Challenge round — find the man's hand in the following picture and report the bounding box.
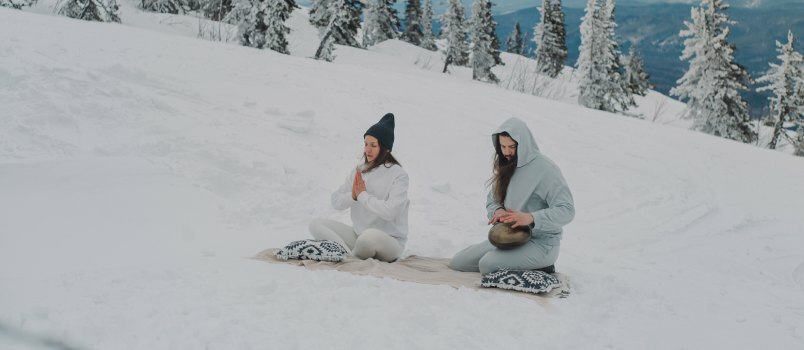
[488,208,507,225]
[499,210,534,228]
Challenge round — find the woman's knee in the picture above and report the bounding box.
[354,229,401,261]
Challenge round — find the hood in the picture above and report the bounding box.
[492,117,540,168]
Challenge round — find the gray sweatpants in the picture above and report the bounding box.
[448,238,559,274]
[308,218,403,262]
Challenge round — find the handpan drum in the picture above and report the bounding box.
[488,222,531,250]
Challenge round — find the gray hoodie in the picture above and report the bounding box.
[486,118,575,245]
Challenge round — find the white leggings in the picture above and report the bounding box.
[308,218,403,262]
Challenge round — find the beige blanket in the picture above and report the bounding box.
[253,248,570,303]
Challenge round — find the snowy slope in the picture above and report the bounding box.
[2,6,804,350]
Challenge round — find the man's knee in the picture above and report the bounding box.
[477,255,497,275]
[448,250,480,272]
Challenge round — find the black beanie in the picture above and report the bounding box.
[364,113,395,151]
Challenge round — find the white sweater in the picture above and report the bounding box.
[331,163,410,246]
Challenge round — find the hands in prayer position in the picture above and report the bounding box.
[352,167,366,200]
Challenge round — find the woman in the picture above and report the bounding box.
[308,113,409,262]
[449,117,575,274]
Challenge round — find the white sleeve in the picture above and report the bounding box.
[356,171,409,221]
[331,171,356,210]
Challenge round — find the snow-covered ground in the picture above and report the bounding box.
[2,4,803,350]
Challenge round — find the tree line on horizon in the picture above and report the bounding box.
[3,0,802,156]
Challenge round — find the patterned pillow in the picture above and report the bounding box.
[481,269,561,294]
[275,239,349,262]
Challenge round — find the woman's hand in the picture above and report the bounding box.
[499,210,534,228]
[352,168,366,200]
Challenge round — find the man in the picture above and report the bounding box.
[449,117,575,274]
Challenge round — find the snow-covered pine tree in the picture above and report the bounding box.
[237,0,292,54]
[140,0,187,14]
[756,30,804,150]
[58,0,121,23]
[202,0,233,21]
[441,0,469,72]
[602,0,634,111]
[796,81,804,156]
[624,43,652,96]
[796,134,804,157]
[1,0,34,9]
[534,0,567,78]
[315,23,336,61]
[420,0,437,51]
[505,21,524,55]
[484,0,502,66]
[402,0,423,46]
[309,0,362,47]
[576,0,632,113]
[363,0,400,47]
[226,0,251,23]
[670,0,755,143]
[470,0,499,83]
[576,0,601,107]
[363,0,382,47]
[308,0,327,27]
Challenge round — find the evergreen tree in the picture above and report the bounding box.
[237,0,292,54]
[308,0,329,27]
[140,0,187,14]
[402,0,423,46]
[470,0,499,83]
[796,81,804,156]
[624,43,652,96]
[420,0,437,51]
[670,0,755,143]
[577,0,633,113]
[315,22,336,62]
[202,0,234,21]
[505,21,524,55]
[756,30,804,150]
[484,0,502,66]
[1,0,34,9]
[363,0,382,47]
[534,0,567,78]
[576,0,600,105]
[309,0,362,47]
[363,0,400,47]
[58,0,120,23]
[441,0,469,72]
[203,0,296,22]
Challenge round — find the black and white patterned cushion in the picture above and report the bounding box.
[275,239,348,262]
[481,269,561,294]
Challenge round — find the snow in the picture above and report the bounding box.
[2,3,804,349]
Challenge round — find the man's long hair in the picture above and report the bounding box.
[362,146,401,173]
[489,132,517,204]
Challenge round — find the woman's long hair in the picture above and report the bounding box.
[362,146,401,173]
[489,132,517,205]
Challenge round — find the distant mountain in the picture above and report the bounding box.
[558,0,804,10]
[294,1,804,15]
[494,2,804,116]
